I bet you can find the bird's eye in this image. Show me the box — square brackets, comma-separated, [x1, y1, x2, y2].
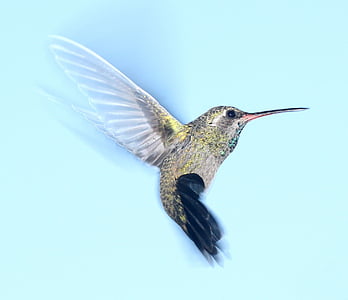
[226, 110, 236, 118]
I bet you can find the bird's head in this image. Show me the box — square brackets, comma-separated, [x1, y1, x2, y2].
[197, 105, 308, 142]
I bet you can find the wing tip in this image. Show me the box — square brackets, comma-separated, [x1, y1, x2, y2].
[48, 34, 73, 43]
[48, 35, 72, 50]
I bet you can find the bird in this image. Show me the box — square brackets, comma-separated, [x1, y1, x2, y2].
[49, 36, 308, 263]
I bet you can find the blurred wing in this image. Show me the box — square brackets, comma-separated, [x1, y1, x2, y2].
[49, 35, 183, 167]
[176, 173, 223, 262]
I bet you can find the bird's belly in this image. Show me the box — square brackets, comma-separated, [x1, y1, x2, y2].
[169, 147, 221, 188]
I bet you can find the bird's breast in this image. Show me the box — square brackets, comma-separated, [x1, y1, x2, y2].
[164, 134, 225, 188]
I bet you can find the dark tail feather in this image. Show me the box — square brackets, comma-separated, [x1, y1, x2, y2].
[176, 173, 223, 262]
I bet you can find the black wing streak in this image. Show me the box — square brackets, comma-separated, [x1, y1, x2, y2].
[176, 173, 222, 260]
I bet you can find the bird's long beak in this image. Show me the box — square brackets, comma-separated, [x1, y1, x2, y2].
[243, 107, 308, 122]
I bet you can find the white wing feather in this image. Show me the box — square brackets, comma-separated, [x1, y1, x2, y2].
[49, 36, 182, 167]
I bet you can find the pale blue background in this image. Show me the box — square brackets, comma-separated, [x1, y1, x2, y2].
[1, 1, 347, 299]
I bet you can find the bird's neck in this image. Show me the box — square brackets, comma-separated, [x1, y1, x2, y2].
[219, 124, 247, 159]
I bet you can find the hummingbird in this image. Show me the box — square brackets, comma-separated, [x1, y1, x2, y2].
[49, 36, 307, 263]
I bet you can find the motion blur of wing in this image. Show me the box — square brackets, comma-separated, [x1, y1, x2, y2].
[49, 36, 183, 167]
